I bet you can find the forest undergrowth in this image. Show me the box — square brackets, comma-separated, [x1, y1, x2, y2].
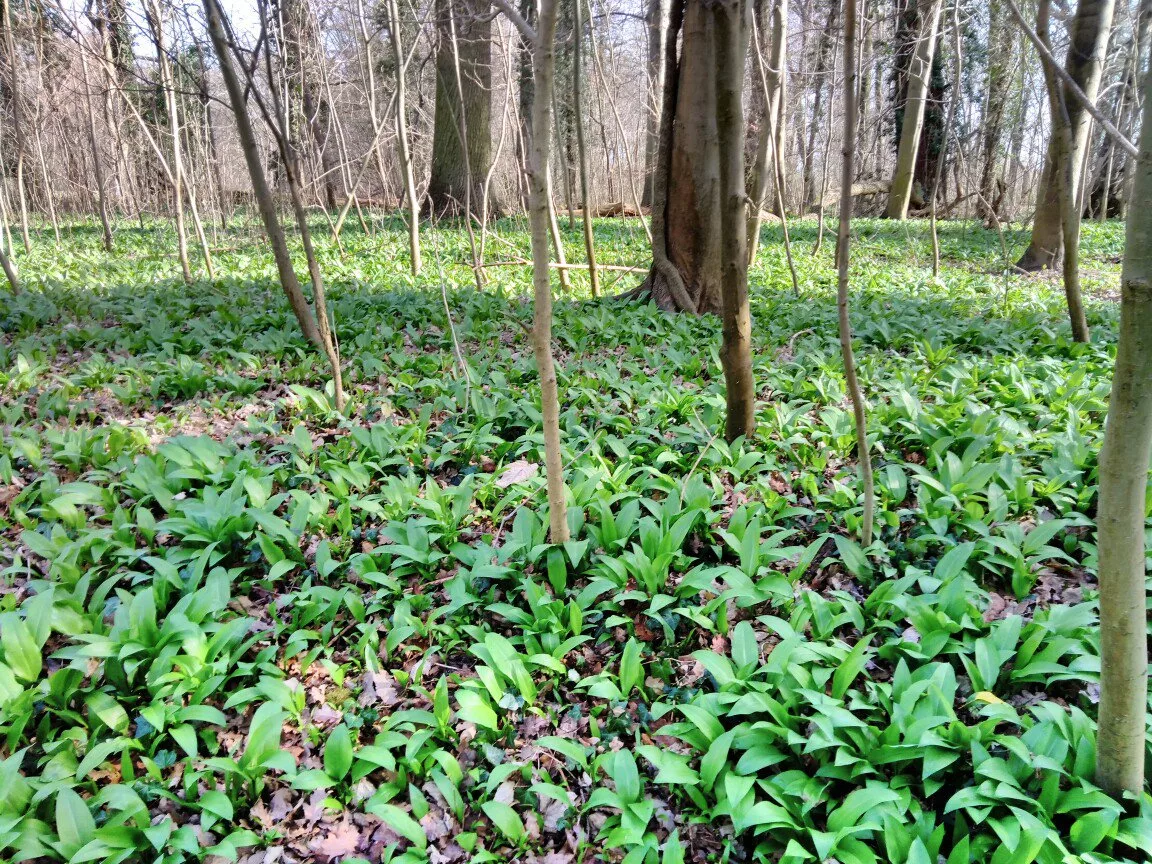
[0, 214, 1149, 864]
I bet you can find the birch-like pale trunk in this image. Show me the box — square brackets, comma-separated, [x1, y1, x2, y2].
[384, 0, 423, 275]
[886, 0, 944, 220]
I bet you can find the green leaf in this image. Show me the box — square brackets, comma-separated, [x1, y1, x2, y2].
[324, 724, 354, 781]
[455, 689, 498, 730]
[619, 637, 642, 697]
[242, 702, 286, 770]
[609, 749, 641, 803]
[481, 800, 524, 843]
[1, 614, 41, 682]
[731, 620, 758, 670]
[198, 790, 234, 821]
[833, 535, 870, 575]
[366, 802, 427, 849]
[86, 692, 130, 734]
[55, 788, 96, 859]
[832, 636, 872, 698]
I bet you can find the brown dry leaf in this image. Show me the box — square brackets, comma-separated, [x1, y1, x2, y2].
[268, 788, 297, 821]
[309, 817, 361, 860]
[360, 669, 400, 707]
[495, 459, 539, 488]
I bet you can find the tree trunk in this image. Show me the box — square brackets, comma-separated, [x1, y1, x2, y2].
[715, 0, 755, 441]
[520, 0, 570, 542]
[1095, 42, 1152, 800]
[283, 0, 340, 211]
[428, 0, 494, 217]
[385, 0, 423, 275]
[1017, 0, 1116, 270]
[202, 0, 322, 350]
[747, 0, 786, 260]
[838, 0, 874, 547]
[574, 0, 599, 297]
[978, 0, 1015, 224]
[79, 48, 113, 252]
[643, 0, 668, 208]
[887, 0, 944, 219]
[802, 2, 838, 213]
[2, 0, 31, 253]
[0, 237, 17, 293]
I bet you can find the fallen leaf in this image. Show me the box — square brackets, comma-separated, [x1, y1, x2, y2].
[495, 459, 538, 488]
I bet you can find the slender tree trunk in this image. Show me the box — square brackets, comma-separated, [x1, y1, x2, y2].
[643, 0, 668, 207]
[887, 0, 944, 219]
[1095, 46, 1152, 800]
[517, 0, 569, 542]
[79, 48, 113, 252]
[2, 0, 31, 252]
[978, 0, 1015, 224]
[0, 238, 17, 293]
[573, 0, 599, 296]
[1037, 0, 1090, 342]
[838, 0, 874, 547]
[1016, 0, 1116, 270]
[202, 0, 326, 353]
[930, 0, 961, 276]
[384, 0, 423, 274]
[715, 0, 754, 441]
[747, 0, 786, 261]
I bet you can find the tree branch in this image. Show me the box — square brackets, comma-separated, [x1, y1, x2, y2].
[491, 0, 536, 43]
[1005, 0, 1137, 157]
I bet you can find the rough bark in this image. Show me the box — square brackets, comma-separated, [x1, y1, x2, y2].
[1017, 0, 1116, 270]
[978, 0, 1016, 224]
[887, 0, 944, 219]
[1095, 43, 1152, 800]
[428, 0, 494, 217]
[838, 0, 874, 547]
[0, 237, 17, 292]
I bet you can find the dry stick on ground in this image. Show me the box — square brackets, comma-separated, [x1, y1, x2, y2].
[494, 0, 570, 542]
[573, 0, 600, 297]
[836, 0, 874, 548]
[751, 14, 799, 295]
[1095, 43, 1152, 799]
[929, 0, 962, 278]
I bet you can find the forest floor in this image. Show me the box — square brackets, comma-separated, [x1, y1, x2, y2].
[0, 214, 1149, 864]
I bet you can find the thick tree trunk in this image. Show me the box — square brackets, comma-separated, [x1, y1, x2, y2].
[428, 0, 494, 217]
[887, 0, 944, 219]
[1017, 0, 1116, 270]
[1095, 47, 1152, 800]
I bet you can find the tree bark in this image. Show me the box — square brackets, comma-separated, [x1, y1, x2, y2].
[513, 0, 570, 542]
[428, 0, 494, 217]
[1095, 42, 1152, 799]
[2, 0, 31, 253]
[887, 0, 944, 219]
[715, 0, 755, 441]
[0, 236, 17, 293]
[978, 0, 1016, 225]
[838, 0, 874, 547]
[1016, 0, 1116, 270]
